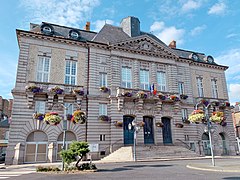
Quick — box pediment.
[111,35,179,59]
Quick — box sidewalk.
[1,156,240,172]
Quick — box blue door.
[123,116,134,144]
[162,117,172,144]
[143,116,154,144]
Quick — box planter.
[175,123,184,128]
[99,87,109,93]
[71,110,87,124]
[137,91,147,99]
[73,89,84,96]
[180,94,188,100]
[188,109,205,123]
[33,113,44,120]
[158,93,166,100]
[170,95,180,101]
[44,112,62,125]
[114,121,123,127]
[121,91,133,97]
[98,115,111,122]
[155,122,164,127]
[26,85,43,93]
[49,86,64,95]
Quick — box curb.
[186,164,240,173]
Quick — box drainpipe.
[85,44,90,142]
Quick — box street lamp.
[128,119,140,162]
[196,101,215,166]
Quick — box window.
[181,108,188,121]
[140,69,149,90]
[35,101,46,114]
[121,67,132,88]
[211,79,218,98]
[99,73,107,87]
[196,77,204,97]
[100,134,106,141]
[37,56,50,82]
[99,104,107,116]
[4,131,9,140]
[178,82,184,95]
[64,103,73,115]
[65,60,76,85]
[157,71,166,91]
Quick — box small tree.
[60,141,90,169]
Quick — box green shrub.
[77,163,97,171]
[36,166,61,172]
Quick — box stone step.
[100,146,133,162]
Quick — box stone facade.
[5,17,237,165]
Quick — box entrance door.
[143,116,154,144]
[219,133,228,155]
[162,117,172,144]
[123,116,134,144]
[202,133,211,155]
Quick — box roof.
[0,119,10,128]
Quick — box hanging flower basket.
[99,86,109,93]
[155,122,164,127]
[158,93,166,100]
[32,113,44,121]
[98,115,111,122]
[188,109,205,123]
[201,99,209,106]
[170,95,180,102]
[210,111,224,123]
[220,121,227,127]
[73,89,84,96]
[113,121,123,127]
[137,91,147,99]
[211,101,220,107]
[66,114,73,121]
[71,110,86,124]
[180,94,188,100]
[49,86,64,95]
[44,112,62,125]
[122,91,133,97]
[175,123,184,128]
[219,102,230,108]
[26,85,43,93]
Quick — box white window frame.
[35,101,46,114]
[121,67,132,88]
[140,69,150,90]
[197,77,204,97]
[99,103,107,116]
[25,142,48,163]
[65,60,77,85]
[178,82,184,95]
[157,71,167,91]
[181,108,188,121]
[211,79,218,98]
[99,73,107,87]
[36,56,50,82]
[64,103,73,115]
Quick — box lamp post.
[196,101,215,166]
[128,120,140,162]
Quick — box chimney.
[85,22,90,31]
[169,40,176,48]
[120,16,140,37]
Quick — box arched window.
[25,131,48,163]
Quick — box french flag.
[150,83,157,95]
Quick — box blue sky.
[0,0,240,104]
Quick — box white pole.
[62,106,67,171]
[133,128,136,162]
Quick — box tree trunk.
[75,155,82,168]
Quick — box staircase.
[100,145,200,162]
[100,146,133,162]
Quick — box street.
[1,158,240,180]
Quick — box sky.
[0,0,240,104]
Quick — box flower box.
[33,113,44,120]
[158,93,166,100]
[170,95,180,101]
[98,115,111,122]
[71,110,86,124]
[49,86,64,95]
[210,111,224,123]
[180,94,188,100]
[121,91,133,97]
[114,121,123,127]
[99,86,109,93]
[211,101,220,106]
[175,123,184,128]
[44,112,62,125]
[73,89,84,96]
[155,122,164,127]
[67,114,73,121]
[220,121,227,127]
[137,91,147,99]
[26,85,43,93]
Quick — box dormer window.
[207,56,214,63]
[41,24,54,35]
[69,29,80,40]
[191,53,199,61]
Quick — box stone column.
[13,143,21,165]
[47,142,54,163]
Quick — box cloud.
[208,2,227,15]
[181,0,202,12]
[150,21,185,45]
[20,0,100,28]
[229,84,240,104]
[92,19,114,32]
[190,25,206,36]
[226,33,238,39]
